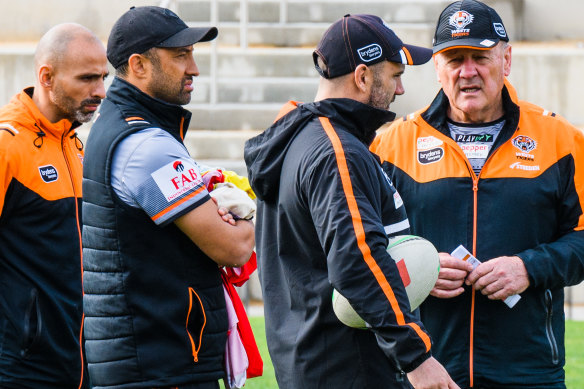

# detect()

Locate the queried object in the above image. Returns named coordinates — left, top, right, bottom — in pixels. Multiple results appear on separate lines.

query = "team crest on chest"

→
left=512, top=135, right=537, bottom=153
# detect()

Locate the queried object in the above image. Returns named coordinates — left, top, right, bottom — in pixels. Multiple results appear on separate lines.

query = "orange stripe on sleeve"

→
left=151, top=186, right=206, bottom=222
left=125, top=116, right=144, bottom=122
left=319, top=117, right=431, bottom=351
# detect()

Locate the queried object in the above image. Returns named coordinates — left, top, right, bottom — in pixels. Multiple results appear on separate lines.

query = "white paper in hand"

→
left=451, top=245, right=521, bottom=308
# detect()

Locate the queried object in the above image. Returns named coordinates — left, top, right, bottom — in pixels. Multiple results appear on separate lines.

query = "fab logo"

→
left=152, top=160, right=203, bottom=202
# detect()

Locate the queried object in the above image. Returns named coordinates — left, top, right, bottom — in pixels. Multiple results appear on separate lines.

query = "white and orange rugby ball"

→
left=332, top=235, right=440, bottom=328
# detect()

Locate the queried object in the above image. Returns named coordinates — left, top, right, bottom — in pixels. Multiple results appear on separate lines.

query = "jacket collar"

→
left=15, top=87, right=80, bottom=140
left=421, top=80, right=520, bottom=145
left=106, top=77, right=192, bottom=139
left=304, top=98, right=396, bottom=146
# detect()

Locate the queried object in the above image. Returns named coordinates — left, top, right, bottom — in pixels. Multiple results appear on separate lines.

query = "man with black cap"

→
left=245, top=14, right=458, bottom=389
left=372, top=0, right=584, bottom=387
left=81, top=6, right=255, bottom=389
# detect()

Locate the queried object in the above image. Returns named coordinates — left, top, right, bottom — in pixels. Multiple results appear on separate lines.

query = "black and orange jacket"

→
left=0, top=88, right=86, bottom=388
left=245, top=98, right=432, bottom=388
left=371, top=81, right=584, bottom=388
left=82, top=77, right=227, bottom=388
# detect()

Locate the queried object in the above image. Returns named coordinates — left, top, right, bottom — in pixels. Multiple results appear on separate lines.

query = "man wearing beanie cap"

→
left=245, top=14, right=458, bottom=389
left=81, top=6, right=255, bottom=389
left=372, top=1, right=584, bottom=387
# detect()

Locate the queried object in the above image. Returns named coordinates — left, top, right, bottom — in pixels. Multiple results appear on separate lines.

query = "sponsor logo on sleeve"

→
left=418, top=147, right=444, bottom=164
left=151, top=159, right=204, bottom=202
left=357, top=44, right=383, bottom=62
left=393, top=191, right=404, bottom=209
left=38, top=165, right=58, bottom=183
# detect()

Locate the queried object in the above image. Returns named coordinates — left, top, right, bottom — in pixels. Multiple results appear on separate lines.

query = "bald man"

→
left=0, top=23, right=108, bottom=388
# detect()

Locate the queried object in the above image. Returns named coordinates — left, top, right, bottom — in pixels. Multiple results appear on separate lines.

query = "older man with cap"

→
left=245, top=14, right=458, bottom=389
left=81, top=6, right=255, bottom=389
left=371, top=0, right=584, bottom=387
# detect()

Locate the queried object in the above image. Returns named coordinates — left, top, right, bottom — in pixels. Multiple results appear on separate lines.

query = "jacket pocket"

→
left=186, top=287, right=207, bottom=363
left=544, top=289, right=559, bottom=365
left=21, top=288, right=42, bottom=358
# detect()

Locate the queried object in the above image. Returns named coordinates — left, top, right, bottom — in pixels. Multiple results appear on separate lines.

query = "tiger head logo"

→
left=449, top=11, right=474, bottom=29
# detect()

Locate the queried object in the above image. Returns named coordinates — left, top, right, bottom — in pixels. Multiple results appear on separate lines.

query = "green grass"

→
left=227, top=318, right=584, bottom=388
left=566, top=320, right=584, bottom=388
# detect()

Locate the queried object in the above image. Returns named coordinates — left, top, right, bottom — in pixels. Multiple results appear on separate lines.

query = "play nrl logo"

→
left=358, top=44, right=382, bottom=62
left=449, top=10, right=474, bottom=37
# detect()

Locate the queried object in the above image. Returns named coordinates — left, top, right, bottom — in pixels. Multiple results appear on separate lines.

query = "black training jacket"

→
left=245, top=98, right=432, bottom=389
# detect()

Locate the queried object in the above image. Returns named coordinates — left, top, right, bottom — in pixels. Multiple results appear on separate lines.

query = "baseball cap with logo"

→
left=433, top=0, right=509, bottom=54
left=107, top=6, right=218, bottom=69
left=313, top=14, right=433, bottom=79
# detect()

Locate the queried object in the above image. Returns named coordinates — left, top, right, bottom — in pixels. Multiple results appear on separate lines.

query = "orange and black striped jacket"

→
left=371, top=81, right=584, bottom=388
left=245, top=98, right=432, bottom=388
left=0, top=88, right=85, bottom=388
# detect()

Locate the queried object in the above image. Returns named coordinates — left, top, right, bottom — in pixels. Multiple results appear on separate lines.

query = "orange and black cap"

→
left=433, top=0, right=509, bottom=54
left=313, top=14, right=433, bottom=79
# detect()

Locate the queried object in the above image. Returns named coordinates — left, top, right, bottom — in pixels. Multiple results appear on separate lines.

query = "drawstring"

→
left=33, top=123, right=45, bottom=148
left=32, top=123, right=84, bottom=151
left=70, top=132, right=84, bottom=151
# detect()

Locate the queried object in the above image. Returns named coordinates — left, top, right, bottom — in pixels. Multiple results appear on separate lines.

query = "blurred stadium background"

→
left=2, top=0, right=583, bottom=318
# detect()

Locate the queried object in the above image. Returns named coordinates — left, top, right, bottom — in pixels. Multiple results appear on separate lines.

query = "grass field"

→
left=230, top=318, right=584, bottom=388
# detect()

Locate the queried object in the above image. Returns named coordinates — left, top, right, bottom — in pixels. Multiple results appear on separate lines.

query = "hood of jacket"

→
left=244, top=98, right=395, bottom=201
left=0, top=87, right=80, bottom=144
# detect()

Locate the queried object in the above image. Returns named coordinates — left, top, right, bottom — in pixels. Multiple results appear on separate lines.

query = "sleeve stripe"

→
left=384, top=219, right=411, bottom=235
left=151, top=186, right=206, bottom=222
left=319, top=117, right=431, bottom=351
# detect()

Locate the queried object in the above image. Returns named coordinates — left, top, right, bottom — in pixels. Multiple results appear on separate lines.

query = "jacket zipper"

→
left=544, top=290, right=560, bottom=364
left=186, top=287, right=207, bottom=363
left=61, top=129, right=85, bottom=389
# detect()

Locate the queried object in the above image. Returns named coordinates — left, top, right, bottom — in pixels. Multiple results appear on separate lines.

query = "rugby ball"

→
left=332, top=235, right=440, bottom=328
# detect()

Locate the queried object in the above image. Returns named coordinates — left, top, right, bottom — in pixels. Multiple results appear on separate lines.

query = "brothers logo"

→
left=38, top=165, right=58, bottom=183
left=418, top=147, right=444, bottom=165
left=357, top=44, right=382, bottom=62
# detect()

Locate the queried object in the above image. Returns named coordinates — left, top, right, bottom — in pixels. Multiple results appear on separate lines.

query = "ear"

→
left=433, top=56, right=441, bottom=83
left=128, top=53, right=150, bottom=80
left=353, top=64, right=370, bottom=94
left=502, top=44, right=512, bottom=77
left=38, top=65, right=53, bottom=89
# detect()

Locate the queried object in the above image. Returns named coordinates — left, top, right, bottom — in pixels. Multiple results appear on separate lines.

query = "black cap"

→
left=433, top=0, right=509, bottom=54
left=313, top=14, right=433, bottom=79
left=107, top=6, right=218, bottom=69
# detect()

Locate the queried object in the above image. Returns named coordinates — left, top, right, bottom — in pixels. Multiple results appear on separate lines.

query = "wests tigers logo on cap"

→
left=449, top=11, right=474, bottom=29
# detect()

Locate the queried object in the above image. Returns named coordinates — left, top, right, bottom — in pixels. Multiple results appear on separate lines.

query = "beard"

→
left=367, top=69, right=394, bottom=111
left=146, top=58, right=192, bottom=106
left=148, top=74, right=192, bottom=106
left=51, top=85, right=101, bottom=123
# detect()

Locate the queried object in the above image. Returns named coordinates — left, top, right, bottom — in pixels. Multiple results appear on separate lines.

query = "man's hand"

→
left=211, top=197, right=236, bottom=225
left=465, top=256, right=529, bottom=300
left=407, top=357, right=460, bottom=389
left=430, top=253, right=474, bottom=298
